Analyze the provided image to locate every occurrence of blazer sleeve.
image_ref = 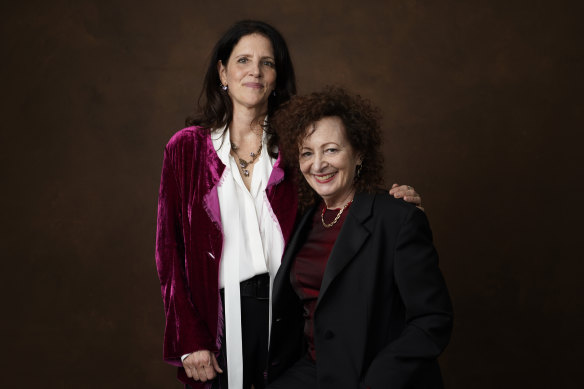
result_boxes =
[155,145,215,367]
[362,207,453,388]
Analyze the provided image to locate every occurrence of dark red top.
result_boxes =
[290,201,352,361]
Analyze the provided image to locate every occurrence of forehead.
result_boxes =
[302,116,348,146]
[231,33,274,55]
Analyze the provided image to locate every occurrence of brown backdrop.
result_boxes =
[2,0,583,388]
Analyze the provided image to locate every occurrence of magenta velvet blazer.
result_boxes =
[155,126,298,387]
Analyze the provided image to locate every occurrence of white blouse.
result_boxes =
[211,126,285,388]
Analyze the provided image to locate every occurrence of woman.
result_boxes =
[267,87,453,389]
[155,21,422,389]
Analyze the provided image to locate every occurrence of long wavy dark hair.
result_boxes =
[272,86,385,213]
[187,20,296,157]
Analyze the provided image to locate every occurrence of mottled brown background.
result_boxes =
[1,0,583,388]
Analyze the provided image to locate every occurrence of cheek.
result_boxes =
[226,66,242,81]
[299,160,310,175]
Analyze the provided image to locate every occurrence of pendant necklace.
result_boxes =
[230,136,262,177]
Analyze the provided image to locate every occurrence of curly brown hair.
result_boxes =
[272,86,385,212]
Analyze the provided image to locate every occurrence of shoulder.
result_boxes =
[354,191,426,227]
[166,126,210,150]
[374,191,416,214]
[163,126,217,164]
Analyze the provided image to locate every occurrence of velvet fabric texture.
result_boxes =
[268,192,453,389]
[155,126,298,387]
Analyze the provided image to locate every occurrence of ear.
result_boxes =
[217,60,227,86]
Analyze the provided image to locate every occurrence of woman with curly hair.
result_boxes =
[267,87,453,389]
[155,21,423,389]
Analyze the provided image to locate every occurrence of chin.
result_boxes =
[246,98,268,109]
[314,189,337,200]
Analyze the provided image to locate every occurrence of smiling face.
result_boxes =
[218,33,277,114]
[299,116,362,209]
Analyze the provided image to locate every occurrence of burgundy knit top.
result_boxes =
[290,201,352,361]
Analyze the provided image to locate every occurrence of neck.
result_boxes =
[323,188,356,210]
[230,104,267,138]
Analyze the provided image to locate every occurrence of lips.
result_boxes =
[314,172,336,183]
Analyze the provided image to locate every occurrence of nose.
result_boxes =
[312,153,328,171]
[249,60,261,77]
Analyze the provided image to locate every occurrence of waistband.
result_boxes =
[220,272,270,300]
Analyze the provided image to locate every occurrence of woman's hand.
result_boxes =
[182,350,223,382]
[389,183,424,211]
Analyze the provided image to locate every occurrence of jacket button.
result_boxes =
[324,330,334,340]
[274,317,282,322]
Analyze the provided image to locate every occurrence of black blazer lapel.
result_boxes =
[272,204,317,302]
[316,193,375,310]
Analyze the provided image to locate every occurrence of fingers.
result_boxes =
[389,183,400,194]
[390,184,415,199]
[183,358,199,380]
[390,183,412,197]
[404,193,422,205]
[182,350,219,382]
[201,362,216,382]
[211,354,224,374]
[182,353,196,379]
[390,183,423,207]
[183,355,199,380]
[192,366,200,381]
[194,351,213,382]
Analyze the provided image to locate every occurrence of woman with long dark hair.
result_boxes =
[155,21,422,389]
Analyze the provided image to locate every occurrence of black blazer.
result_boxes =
[267,192,453,389]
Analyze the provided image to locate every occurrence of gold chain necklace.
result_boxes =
[321,199,353,228]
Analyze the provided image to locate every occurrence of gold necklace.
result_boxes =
[321,199,353,228]
[230,139,262,177]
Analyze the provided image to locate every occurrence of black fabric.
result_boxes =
[188,274,270,389]
[268,193,453,388]
[240,272,270,299]
[267,356,317,389]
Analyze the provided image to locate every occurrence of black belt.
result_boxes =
[220,273,270,300]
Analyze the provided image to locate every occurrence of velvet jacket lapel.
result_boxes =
[201,131,297,245]
[201,131,225,232]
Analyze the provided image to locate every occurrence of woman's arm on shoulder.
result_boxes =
[389,183,424,211]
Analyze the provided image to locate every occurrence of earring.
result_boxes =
[272,90,277,97]
[355,164,362,179]
[220,82,228,91]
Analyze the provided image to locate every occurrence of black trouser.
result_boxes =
[266,356,317,389]
[187,273,270,389]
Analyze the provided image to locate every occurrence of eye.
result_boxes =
[237,57,248,63]
[300,151,312,158]
[325,148,338,153]
[263,60,275,68]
